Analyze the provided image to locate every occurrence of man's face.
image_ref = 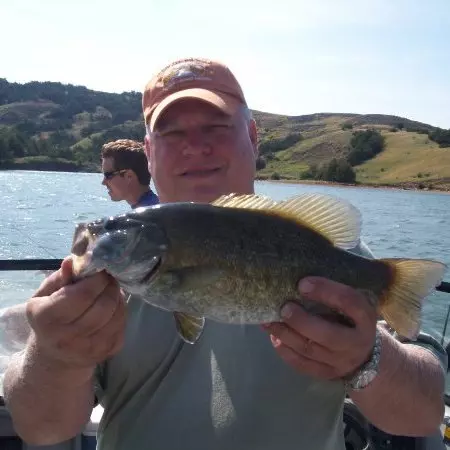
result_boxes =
[101,157,129,202]
[145,99,258,203]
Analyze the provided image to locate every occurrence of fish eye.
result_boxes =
[87,218,108,236]
[104,217,119,231]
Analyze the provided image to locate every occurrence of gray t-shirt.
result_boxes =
[93,242,447,450]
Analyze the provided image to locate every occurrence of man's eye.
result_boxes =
[158,129,183,138]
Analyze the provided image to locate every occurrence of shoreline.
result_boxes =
[2,166,449,195]
[255,177,450,194]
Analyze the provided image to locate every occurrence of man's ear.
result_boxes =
[144,133,153,172]
[249,119,259,157]
[144,134,151,158]
[125,168,136,182]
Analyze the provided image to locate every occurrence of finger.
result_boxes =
[270,335,338,380]
[72,281,125,337]
[33,256,74,298]
[264,322,334,364]
[52,272,114,321]
[27,271,113,327]
[91,298,127,358]
[280,301,354,350]
[298,277,376,329]
[50,294,126,364]
[60,257,74,285]
[75,295,127,360]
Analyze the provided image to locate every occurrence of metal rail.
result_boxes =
[1,258,450,292]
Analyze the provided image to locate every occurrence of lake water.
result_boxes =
[1,170,450,344]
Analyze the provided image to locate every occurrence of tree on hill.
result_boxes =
[0,127,15,162]
[258,133,303,155]
[255,156,267,170]
[347,129,385,166]
[0,79,141,126]
[306,158,356,183]
[0,126,32,161]
[428,128,450,148]
[341,122,353,130]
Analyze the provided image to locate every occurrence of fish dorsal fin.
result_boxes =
[213,192,361,250]
[211,193,278,210]
[272,193,362,249]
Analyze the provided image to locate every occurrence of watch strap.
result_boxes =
[344,327,382,391]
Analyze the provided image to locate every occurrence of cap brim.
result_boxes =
[149,88,242,132]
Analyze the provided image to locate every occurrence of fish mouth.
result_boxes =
[140,256,162,284]
[72,226,91,257]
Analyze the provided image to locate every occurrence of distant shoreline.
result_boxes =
[256,177,450,194]
[0,160,98,173]
[1,165,449,195]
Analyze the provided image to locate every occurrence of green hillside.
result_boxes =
[1,78,449,191]
[356,131,450,188]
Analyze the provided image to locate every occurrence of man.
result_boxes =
[3,57,446,449]
[101,138,159,208]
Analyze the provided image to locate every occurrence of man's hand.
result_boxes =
[263,276,378,380]
[3,256,126,445]
[26,256,126,372]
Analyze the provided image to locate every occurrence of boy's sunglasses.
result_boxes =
[103,169,127,180]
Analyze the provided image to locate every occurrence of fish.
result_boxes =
[70,192,447,345]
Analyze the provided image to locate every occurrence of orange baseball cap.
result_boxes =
[142,57,248,131]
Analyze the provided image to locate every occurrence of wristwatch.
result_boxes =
[344,327,382,391]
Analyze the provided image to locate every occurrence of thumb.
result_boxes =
[33,256,74,298]
[60,256,74,285]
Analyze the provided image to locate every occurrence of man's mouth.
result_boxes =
[180,167,222,178]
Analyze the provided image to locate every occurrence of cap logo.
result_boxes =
[159,59,214,90]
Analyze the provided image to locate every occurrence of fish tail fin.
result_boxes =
[379,258,446,339]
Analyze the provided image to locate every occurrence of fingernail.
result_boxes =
[270,335,281,347]
[299,278,314,294]
[281,303,293,319]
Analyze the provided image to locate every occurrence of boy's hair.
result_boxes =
[101,139,150,185]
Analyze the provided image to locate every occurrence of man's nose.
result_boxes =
[182,129,212,156]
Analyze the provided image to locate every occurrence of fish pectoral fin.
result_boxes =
[379,258,447,340]
[211,193,361,250]
[173,312,205,344]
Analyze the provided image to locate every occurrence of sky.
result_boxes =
[1,0,449,128]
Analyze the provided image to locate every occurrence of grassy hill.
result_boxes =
[1,78,449,191]
[253,113,450,190]
[356,131,450,187]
